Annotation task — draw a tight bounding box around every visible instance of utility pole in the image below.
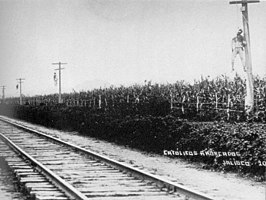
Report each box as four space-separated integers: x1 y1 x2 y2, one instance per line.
17 78 25 105
230 0 259 114
52 62 67 104
0 86 6 103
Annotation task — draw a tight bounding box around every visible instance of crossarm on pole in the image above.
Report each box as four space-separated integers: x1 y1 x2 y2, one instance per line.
229 0 259 4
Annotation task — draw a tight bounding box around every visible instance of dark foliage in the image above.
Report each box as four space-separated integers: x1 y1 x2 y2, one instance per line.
0 104 265 180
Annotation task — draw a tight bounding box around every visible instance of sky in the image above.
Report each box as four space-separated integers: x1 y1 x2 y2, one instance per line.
0 0 265 97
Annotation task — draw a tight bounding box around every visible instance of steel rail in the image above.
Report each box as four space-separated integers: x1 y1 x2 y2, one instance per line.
0 116 215 200
0 131 89 200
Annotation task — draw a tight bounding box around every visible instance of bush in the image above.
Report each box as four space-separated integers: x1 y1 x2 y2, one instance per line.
0 104 264 180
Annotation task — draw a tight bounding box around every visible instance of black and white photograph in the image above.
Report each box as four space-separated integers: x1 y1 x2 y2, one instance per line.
0 0 265 200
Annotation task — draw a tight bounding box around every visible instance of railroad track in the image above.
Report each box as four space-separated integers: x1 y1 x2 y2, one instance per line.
0 139 70 200
0 117 214 200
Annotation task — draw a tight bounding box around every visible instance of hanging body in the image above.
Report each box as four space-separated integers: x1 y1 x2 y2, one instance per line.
231 30 246 71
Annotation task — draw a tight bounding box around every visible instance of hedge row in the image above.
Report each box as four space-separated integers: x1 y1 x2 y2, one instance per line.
0 104 265 180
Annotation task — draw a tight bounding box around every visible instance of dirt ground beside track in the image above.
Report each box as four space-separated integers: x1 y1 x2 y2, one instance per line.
2 116 265 200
